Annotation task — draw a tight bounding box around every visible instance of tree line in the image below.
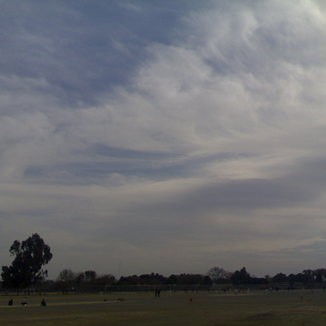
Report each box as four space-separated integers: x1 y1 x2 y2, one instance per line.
2 234 326 292
55 266 326 287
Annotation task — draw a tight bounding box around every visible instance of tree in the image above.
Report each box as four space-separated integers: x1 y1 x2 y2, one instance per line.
314 269 326 283
272 273 288 283
84 270 97 282
96 274 116 286
208 266 231 283
1 233 53 291
57 269 76 283
231 267 252 285
56 269 77 293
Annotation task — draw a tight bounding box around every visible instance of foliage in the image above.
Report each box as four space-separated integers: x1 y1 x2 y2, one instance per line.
1 233 52 289
56 269 78 293
231 267 252 285
167 273 211 285
57 269 76 282
272 273 288 283
208 266 232 283
56 269 116 292
84 270 97 281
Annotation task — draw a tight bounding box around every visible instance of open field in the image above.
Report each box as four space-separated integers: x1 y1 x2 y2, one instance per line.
1 290 326 325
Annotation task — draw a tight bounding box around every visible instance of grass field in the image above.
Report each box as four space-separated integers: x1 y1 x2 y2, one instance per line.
1 289 326 325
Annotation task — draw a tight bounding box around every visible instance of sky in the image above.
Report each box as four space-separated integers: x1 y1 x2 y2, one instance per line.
1 0 326 279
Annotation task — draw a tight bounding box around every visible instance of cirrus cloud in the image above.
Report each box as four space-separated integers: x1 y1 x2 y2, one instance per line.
1 0 326 277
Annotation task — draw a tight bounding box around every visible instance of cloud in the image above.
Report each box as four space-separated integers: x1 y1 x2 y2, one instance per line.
1 0 326 277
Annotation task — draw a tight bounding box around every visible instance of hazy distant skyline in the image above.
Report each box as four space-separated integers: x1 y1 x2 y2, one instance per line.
2 0 326 279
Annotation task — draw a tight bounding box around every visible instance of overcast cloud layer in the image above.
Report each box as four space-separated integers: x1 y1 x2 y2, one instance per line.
1 0 326 278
